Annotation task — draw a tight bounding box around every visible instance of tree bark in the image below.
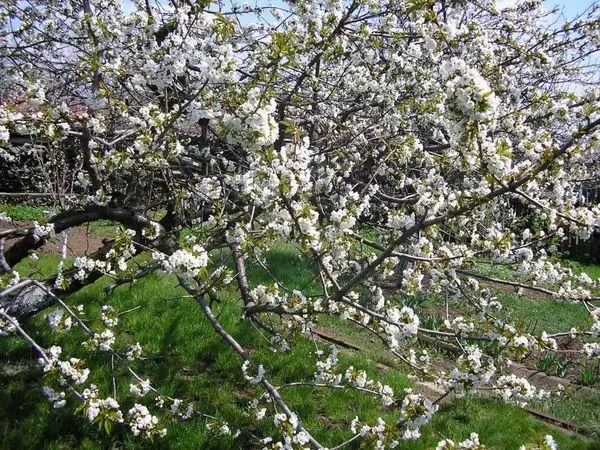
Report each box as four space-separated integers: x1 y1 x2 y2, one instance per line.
0 283 54 318
0 240 114 319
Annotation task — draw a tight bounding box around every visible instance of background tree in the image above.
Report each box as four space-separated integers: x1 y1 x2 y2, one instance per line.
0 0 599 448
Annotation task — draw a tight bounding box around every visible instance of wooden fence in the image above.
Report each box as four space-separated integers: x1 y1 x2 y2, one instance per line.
560 186 600 263
560 232 600 263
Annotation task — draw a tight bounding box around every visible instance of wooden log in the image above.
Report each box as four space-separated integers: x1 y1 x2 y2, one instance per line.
0 192 54 198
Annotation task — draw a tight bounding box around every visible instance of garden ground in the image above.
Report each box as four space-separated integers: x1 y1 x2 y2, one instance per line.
0 204 599 449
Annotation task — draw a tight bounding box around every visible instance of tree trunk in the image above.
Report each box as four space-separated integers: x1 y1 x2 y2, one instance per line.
0 283 54 318
395 258 414 287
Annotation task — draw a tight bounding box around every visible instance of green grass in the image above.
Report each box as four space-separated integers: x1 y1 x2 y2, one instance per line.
419 288 591 336
460 259 597 334
0 204 117 239
87 219 119 237
496 293 591 334
0 271 409 449
0 204 53 222
405 397 594 450
1 248 598 449
566 261 600 280
531 393 600 438
12 254 65 280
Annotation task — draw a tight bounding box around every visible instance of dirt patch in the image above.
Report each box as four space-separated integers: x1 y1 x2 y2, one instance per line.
423 306 463 321
0 220 106 257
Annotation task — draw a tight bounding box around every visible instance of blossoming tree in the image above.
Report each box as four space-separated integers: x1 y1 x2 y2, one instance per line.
0 0 599 447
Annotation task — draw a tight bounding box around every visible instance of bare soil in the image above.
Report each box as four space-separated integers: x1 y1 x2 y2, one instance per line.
0 220 106 257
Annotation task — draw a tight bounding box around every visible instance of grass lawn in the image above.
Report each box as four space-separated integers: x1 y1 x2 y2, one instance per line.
0 203 52 222
429 259 600 440
1 244 598 448
0 203 120 239
495 292 591 335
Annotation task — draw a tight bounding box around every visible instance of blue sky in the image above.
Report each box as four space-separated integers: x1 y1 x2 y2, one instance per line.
121 1 597 20
546 0 596 17
497 0 597 18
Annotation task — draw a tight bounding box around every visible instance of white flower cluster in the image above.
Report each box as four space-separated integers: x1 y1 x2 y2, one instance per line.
248 284 313 314
446 345 496 396
225 223 247 247
206 420 239 437
243 399 267 421
328 208 357 235
408 348 431 369
73 256 106 281
508 333 538 360
442 58 499 121
295 206 321 248
462 281 494 313
126 342 143 360
583 342 600 359
32 221 55 243
53 261 66 290
260 208 294 240
169 399 195 420
256 138 313 203
128 403 167 439
105 229 137 273
130 378 152 397
101 305 119 328
241 360 265 384
495 375 549 407
83 385 124 424
372 286 386 312
479 137 514 179
517 258 596 301
0 106 10 146
209 265 234 286
436 433 486 449
269 334 291 353
519 434 557 450
388 212 416 231
539 332 558 351
249 284 281 308
398 388 438 440
443 317 475 337
344 366 394 406
223 88 278 150
272 412 310 447
86 329 116 351
314 346 342 385
46 309 73 332
40 345 90 385
488 324 542 360
5 270 20 287
197 176 222 201
153 246 208 278
590 309 600 337
401 267 426 295
42 386 66 409
350 417 391 449
89 189 112 207
383 306 420 348
141 221 161 240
